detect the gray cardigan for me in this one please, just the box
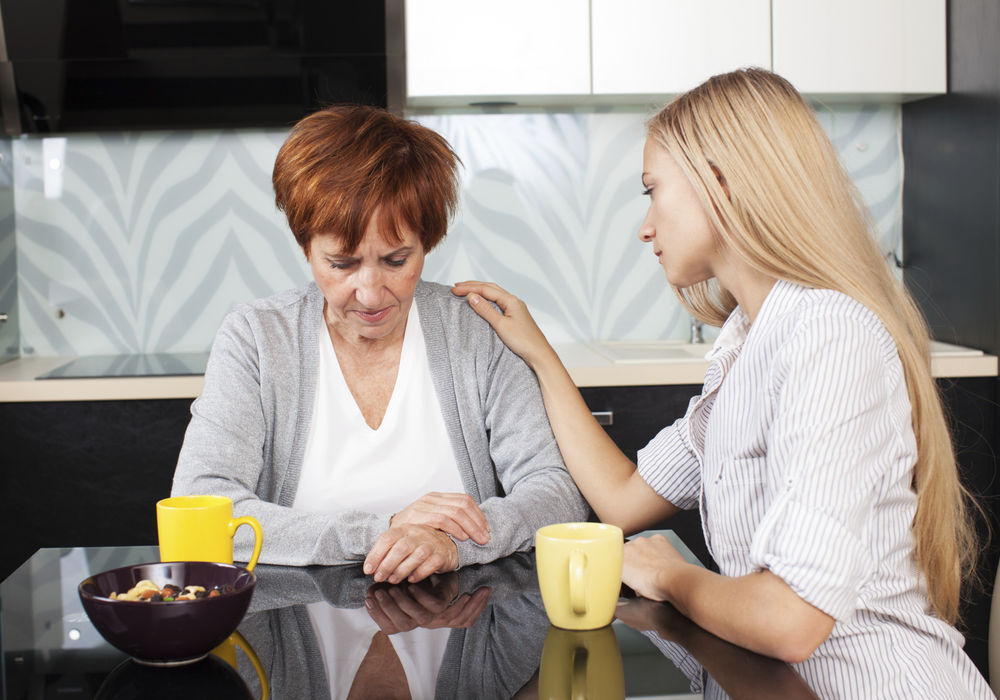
[172,280,588,567]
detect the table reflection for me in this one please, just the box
[237,552,548,699]
[94,654,255,700]
[615,597,821,700]
[1,544,821,700]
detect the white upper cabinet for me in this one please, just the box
[772,0,946,96]
[404,0,946,106]
[405,0,591,104]
[591,0,771,96]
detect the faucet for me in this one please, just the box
[690,316,704,344]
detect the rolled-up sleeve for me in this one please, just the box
[748,313,912,621]
[637,401,703,511]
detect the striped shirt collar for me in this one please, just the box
[707,279,801,361]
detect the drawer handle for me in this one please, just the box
[591,411,614,426]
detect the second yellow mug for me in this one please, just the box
[535,522,624,630]
[157,495,263,571]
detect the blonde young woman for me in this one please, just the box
[453,69,993,698]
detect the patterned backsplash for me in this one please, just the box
[7,104,901,356]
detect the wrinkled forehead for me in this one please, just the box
[310,217,420,256]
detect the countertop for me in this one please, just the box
[0,339,996,402]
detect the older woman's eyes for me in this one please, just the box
[386,257,408,267]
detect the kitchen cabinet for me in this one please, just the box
[0,399,191,582]
[591,0,771,96]
[404,0,591,105]
[772,0,946,97]
[405,0,945,107]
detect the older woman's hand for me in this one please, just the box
[451,281,554,370]
[364,523,460,584]
[390,492,490,545]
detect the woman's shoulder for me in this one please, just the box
[769,282,897,359]
[224,283,321,326]
[415,280,493,337]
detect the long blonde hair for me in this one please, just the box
[647,68,976,624]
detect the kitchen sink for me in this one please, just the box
[587,341,710,364]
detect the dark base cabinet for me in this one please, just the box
[936,377,1000,683]
[0,400,193,581]
[579,384,717,572]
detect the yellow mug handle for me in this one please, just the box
[571,647,588,700]
[569,550,587,616]
[221,631,270,700]
[229,516,263,572]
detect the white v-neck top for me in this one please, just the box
[293,302,463,515]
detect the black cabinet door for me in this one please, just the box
[580,384,717,571]
[0,400,192,580]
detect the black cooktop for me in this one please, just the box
[36,352,210,379]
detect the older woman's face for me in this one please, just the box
[307,218,425,345]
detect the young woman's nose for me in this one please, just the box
[638,211,655,242]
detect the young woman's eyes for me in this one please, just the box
[642,187,653,197]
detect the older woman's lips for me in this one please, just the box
[354,307,392,323]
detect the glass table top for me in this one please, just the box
[0,543,818,699]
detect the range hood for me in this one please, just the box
[0,0,402,135]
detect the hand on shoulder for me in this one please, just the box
[451,281,555,369]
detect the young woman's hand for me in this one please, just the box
[390,491,490,545]
[621,533,692,602]
[451,281,554,369]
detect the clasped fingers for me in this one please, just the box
[364,524,459,584]
[391,492,490,545]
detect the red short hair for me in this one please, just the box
[273,105,461,254]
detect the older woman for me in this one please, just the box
[171,105,587,584]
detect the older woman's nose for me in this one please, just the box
[355,266,384,305]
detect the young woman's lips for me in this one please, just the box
[353,307,393,323]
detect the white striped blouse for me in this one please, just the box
[636,279,994,699]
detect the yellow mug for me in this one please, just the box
[538,625,624,700]
[535,522,623,630]
[156,495,263,571]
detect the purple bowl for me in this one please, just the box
[78,561,255,665]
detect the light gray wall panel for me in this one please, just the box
[12,105,902,355]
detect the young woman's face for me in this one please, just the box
[637,138,719,288]
[307,217,425,345]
